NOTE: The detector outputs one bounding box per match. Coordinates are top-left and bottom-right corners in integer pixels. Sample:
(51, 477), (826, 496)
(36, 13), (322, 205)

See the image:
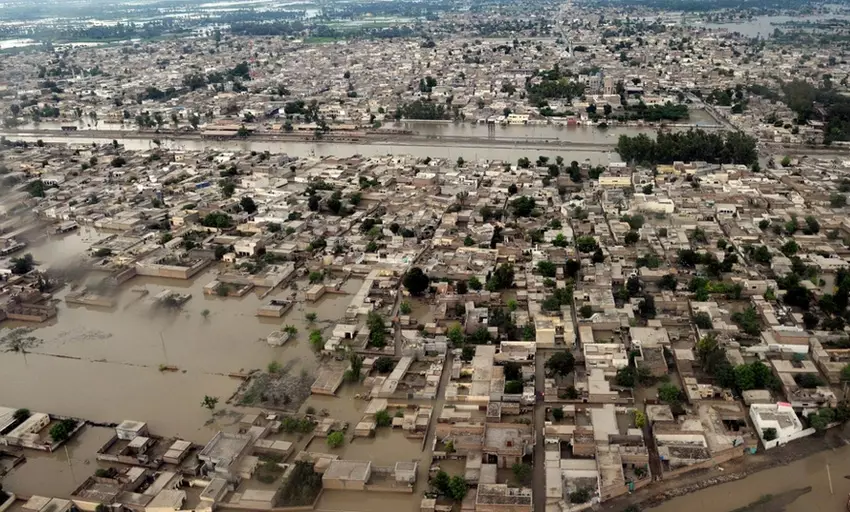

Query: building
(749, 402), (812, 449)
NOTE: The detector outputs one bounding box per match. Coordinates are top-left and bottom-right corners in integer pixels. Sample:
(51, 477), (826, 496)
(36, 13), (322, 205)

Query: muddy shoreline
(601, 425), (850, 511)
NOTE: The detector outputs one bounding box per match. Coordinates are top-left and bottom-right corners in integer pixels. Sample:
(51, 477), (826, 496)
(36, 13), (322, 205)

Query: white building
(749, 402), (812, 449)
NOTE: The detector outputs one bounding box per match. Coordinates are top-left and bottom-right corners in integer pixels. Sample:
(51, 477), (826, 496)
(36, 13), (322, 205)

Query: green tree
(399, 301), (412, 315)
(240, 196), (257, 214)
(49, 419), (77, 443)
(327, 431), (345, 448)
(545, 351), (575, 377)
(432, 470), (451, 495)
(658, 383), (681, 404)
(469, 276), (483, 291)
(512, 463), (532, 484)
(403, 267), (430, 296)
(448, 476), (467, 501)
(201, 395), (219, 411)
(375, 409), (392, 427)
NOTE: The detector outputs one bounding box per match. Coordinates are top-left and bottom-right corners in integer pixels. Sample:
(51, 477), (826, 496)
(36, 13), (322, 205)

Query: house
(322, 460), (372, 490)
(749, 402), (812, 449)
(198, 432), (253, 481)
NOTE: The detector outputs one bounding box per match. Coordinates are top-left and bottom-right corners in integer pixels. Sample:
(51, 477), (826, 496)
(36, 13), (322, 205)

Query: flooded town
(5, 0), (850, 512)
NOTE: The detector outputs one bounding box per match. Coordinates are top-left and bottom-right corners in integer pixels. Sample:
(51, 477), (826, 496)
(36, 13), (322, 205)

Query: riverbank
(601, 424), (850, 511)
(1, 127), (624, 151)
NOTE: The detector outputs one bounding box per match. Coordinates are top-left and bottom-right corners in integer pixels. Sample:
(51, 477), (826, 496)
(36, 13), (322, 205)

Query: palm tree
(456, 191), (469, 206)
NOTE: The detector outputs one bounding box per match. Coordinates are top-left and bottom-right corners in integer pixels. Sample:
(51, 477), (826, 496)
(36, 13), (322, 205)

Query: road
(532, 349), (547, 512)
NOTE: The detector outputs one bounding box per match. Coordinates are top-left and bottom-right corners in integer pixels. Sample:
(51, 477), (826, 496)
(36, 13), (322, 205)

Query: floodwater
(1, 111), (720, 165)
(0, 132), (621, 165)
(2, 426), (115, 498)
(649, 443), (850, 512)
(701, 14), (850, 38)
(0, 229), (363, 443)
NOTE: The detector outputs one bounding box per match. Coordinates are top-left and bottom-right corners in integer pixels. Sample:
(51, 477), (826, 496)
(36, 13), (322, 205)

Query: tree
(576, 236), (598, 253)
(201, 395), (219, 411)
(327, 431), (345, 448)
(448, 476), (467, 501)
(375, 409), (392, 427)
(505, 380), (523, 393)
(639, 295), (656, 319)
(508, 183), (518, 195)
(762, 427), (778, 441)
(510, 196), (536, 217)
(13, 408), (29, 422)
(376, 356), (395, 373)
(635, 410), (647, 428)
(552, 407), (564, 421)
(537, 260), (557, 278)
(447, 324), (465, 345)
(403, 267), (430, 296)
(624, 230), (640, 245)
(580, 305), (594, 318)
(10, 253), (34, 275)
(693, 312), (713, 329)
(512, 463), (532, 484)
(658, 383), (681, 404)
(432, 470), (451, 495)
(659, 274), (678, 291)
(569, 489), (591, 504)
(400, 301), (412, 315)
(803, 311), (819, 330)
(240, 196), (257, 214)
(469, 276), (483, 291)
(546, 351), (575, 377)
(367, 311), (387, 348)
(49, 419), (77, 443)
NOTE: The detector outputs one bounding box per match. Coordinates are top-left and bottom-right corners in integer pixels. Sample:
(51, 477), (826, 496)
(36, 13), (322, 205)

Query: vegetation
(10, 253), (34, 275)
(403, 267), (430, 296)
(326, 431), (345, 448)
(201, 395), (219, 411)
(49, 419), (77, 443)
(512, 462), (532, 485)
(545, 351), (575, 377)
(367, 311), (387, 348)
(375, 409), (392, 427)
(617, 129), (757, 165)
(276, 461), (323, 506)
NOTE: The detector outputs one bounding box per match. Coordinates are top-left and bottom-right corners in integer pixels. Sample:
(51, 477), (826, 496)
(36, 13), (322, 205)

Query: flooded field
(0, 230), (364, 442)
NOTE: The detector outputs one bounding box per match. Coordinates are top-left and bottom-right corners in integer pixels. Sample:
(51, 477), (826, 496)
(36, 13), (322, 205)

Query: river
(650, 442), (850, 512)
(1, 111), (721, 164)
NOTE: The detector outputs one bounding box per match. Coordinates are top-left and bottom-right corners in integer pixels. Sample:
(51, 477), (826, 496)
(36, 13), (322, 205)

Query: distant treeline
(616, 129), (758, 165)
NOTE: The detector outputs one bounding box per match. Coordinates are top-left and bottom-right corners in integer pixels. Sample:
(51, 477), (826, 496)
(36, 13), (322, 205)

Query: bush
(327, 431), (345, 448)
(762, 427), (778, 441)
(49, 419), (77, 443)
(375, 356), (395, 373)
(375, 409), (392, 427)
(569, 488), (591, 504)
(504, 380), (524, 394)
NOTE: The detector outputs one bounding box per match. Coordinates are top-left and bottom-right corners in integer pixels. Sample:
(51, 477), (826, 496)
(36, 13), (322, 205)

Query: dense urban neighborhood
(3, 1), (850, 512)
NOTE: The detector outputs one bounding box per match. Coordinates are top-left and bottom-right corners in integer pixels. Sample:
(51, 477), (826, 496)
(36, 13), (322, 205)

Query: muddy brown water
(649, 445), (850, 512)
(0, 231), (363, 443)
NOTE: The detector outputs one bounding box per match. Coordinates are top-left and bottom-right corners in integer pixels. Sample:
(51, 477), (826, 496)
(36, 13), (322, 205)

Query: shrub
(375, 409), (392, 427)
(327, 431), (344, 448)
